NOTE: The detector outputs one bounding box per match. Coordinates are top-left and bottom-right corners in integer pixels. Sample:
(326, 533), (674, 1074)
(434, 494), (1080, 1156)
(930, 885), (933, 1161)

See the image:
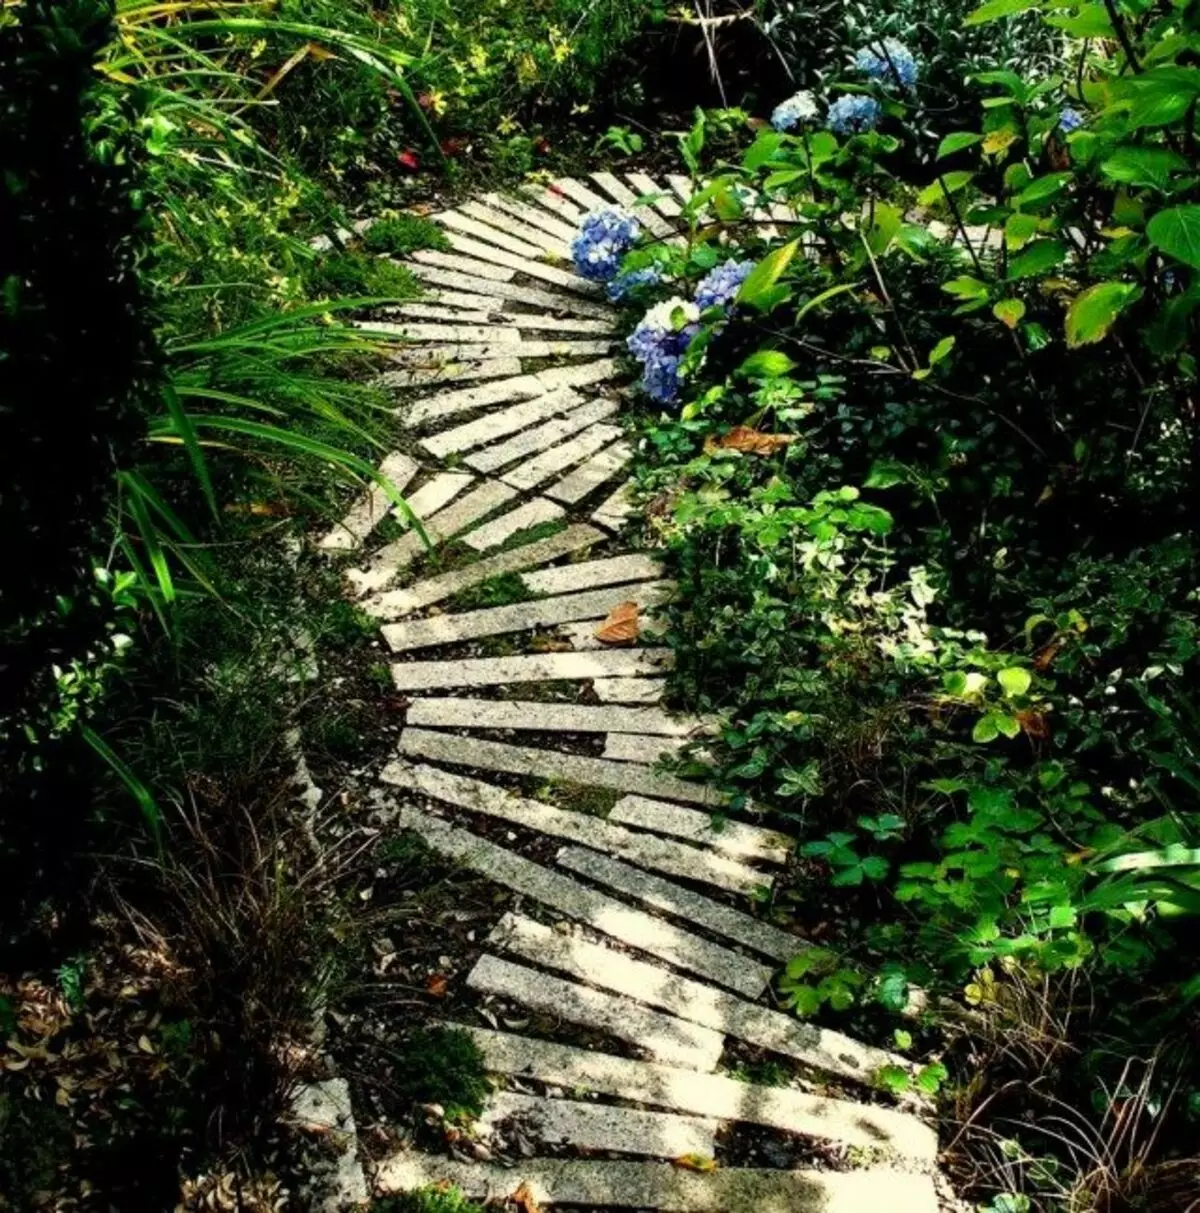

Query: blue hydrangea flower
(1058, 106), (1084, 133)
(570, 207), (640, 282)
(694, 259), (755, 311)
(627, 297), (700, 404)
(606, 266), (662, 302)
(770, 90), (820, 132)
(854, 38), (918, 90)
(826, 94), (881, 135)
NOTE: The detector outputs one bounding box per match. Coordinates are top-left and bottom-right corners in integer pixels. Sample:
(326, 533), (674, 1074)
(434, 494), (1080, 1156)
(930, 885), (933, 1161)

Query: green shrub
(387, 1027), (489, 1120)
(361, 215), (450, 256)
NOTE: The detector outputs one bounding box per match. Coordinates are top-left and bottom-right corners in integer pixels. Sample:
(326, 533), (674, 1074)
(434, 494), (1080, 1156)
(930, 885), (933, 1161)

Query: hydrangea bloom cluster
(826, 95), (881, 135)
(854, 38), (918, 89)
(770, 90), (820, 132)
(694, 259), (754, 311)
(570, 207), (640, 282)
(627, 297), (700, 404)
(1058, 106), (1084, 133)
(606, 266), (662, 302)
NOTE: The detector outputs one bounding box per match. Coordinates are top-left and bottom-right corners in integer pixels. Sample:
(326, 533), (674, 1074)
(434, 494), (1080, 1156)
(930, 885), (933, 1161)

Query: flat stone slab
(397, 728), (725, 808)
(381, 761), (767, 894)
(520, 182), (587, 223)
(389, 808), (771, 995)
(592, 677), (666, 703)
(546, 440), (631, 504)
(467, 954), (724, 1069)
(356, 319), (523, 345)
(406, 373), (544, 426)
(502, 424), (625, 491)
(610, 796), (793, 865)
(290, 1079), (369, 1210)
(442, 232), (603, 296)
(374, 1154), (939, 1213)
(522, 553), (662, 596)
(592, 479), (637, 531)
(602, 733), (690, 764)
(435, 210), (548, 261)
(410, 247), (515, 281)
(625, 171), (684, 218)
(390, 648), (673, 691)
(455, 202), (572, 258)
(461, 497), (566, 552)
(361, 525), (603, 619)
(398, 338), (617, 361)
(460, 1025), (938, 1161)
(553, 175), (619, 216)
(478, 1091), (716, 1159)
(409, 263), (613, 318)
(381, 581), (670, 653)
(466, 398), (619, 475)
(485, 192), (581, 243)
(404, 699), (702, 737)
(557, 847), (798, 963)
(590, 171), (677, 239)
(375, 356), (525, 390)
(316, 452), (418, 552)
(421, 387), (585, 459)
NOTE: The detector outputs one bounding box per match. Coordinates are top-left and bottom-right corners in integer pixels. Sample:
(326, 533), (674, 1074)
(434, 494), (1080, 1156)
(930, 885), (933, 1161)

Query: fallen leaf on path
(673, 1153), (718, 1173)
(594, 601), (639, 644)
(512, 1181), (542, 1213)
(705, 426), (796, 456)
(426, 974), (448, 998)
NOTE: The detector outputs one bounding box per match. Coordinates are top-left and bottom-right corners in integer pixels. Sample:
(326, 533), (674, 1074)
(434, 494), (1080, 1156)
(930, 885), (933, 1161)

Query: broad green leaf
(1005, 213), (1040, 250)
(864, 460), (908, 488)
(917, 171), (974, 208)
(996, 713), (1022, 739)
(1014, 173), (1072, 209)
(1046, 4), (1114, 36)
(866, 201), (904, 255)
(997, 666), (1032, 696)
(993, 298), (1026, 328)
(737, 239), (800, 311)
(966, 0), (1041, 27)
(937, 132), (982, 160)
(1007, 239), (1067, 279)
(796, 282), (857, 322)
(973, 714), (1001, 743)
(1100, 147), (1187, 190)
(1065, 281), (1140, 347)
(928, 335), (956, 365)
(744, 129), (784, 170)
(738, 349), (796, 378)
(972, 69), (1028, 98)
(1147, 205), (1200, 270)
(942, 275), (989, 299)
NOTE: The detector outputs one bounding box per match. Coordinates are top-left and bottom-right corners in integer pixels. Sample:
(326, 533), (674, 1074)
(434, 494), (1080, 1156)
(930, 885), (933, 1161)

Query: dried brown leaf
(594, 601), (639, 645)
(705, 426), (796, 456)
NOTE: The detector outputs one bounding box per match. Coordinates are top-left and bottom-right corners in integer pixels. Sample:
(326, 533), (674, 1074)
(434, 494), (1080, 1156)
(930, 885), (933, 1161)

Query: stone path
(314, 173), (943, 1212)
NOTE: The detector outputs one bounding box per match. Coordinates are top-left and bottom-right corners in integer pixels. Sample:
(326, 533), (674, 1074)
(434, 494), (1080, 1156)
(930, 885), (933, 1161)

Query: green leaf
(1100, 147), (1188, 190)
(738, 349), (795, 379)
(1006, 239), (1067, 279)
(928, 335), (956, 365)
(737, 239), (801, 311)
(864, 460), (908, 489)
(916, 1061), (948, 1094)
(1065, 281), (1140, 347)
(744, 129), (784, 170)
(996, 714), (1021, 739)
(787, 984), (822, 1017)
(1048, 904), (1077, 928)
(997, 666), (1032, 697)
(966, 0), (1041, 26)
(937, 132), (982, 160)
(1004, 213), (1040, 250)
(942, 275), (989, 300)
(993, 298), (1026, 328)
(973, 714), (1001, 743)
(875, 1064), (911, 1093)
(795, 282), (858, 322)
(1147, 205), (1200, 270)
(1045, 4), (1114, 36)
(1014, 173), (1073, 209)
(917, 171), (974, 208)
(861, 855), (890, 881)
(894, 1028), (914, 1050)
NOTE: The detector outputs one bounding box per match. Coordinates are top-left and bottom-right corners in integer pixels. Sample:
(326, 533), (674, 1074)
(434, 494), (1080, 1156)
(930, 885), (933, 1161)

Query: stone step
(460, 1025), (939, 1161)
(625, 172), (683, 219)
(380, 581), (671, 653)
(467, 954), (724, 1070)
(397, 728), (725, 808)
(610, 796), (793, 866)
(592, 479), (637, 531)
(589, 171), (677, 240)
(483, 193), (581, 244)
(498, 313), (615, 335)
(456, 202), (573, 258)
(316, 452), (419, 552)
(502, 424), (624, 492)
(408, 262), (613, 318)
(355, 319), (523, 345)
(592, 677), (666, 703)
(410, 247), (515, 281)
(389, 808), (771, 995)
(374, 1155), (940, 1213)
(547, 440), (632, 504)
(520, 182), (587, 223)
(521, 553), (662, 596)
(395, 337), (617, 362)
(381, 762), (767, 894)
(602, 733), (689, 764)
(374, 356), (524, 390)
(441, 232), (603, 296)
(404, 699), (701, 737)
(557, 846), (798, 963)
(387, 299), (499, 322)
(460, 498), (566, 552)
(422, 387), (586, 459)
(389, 648), (672, 691)
(465, 398), (619, 475)
(435, 210), (549, 261)
(490, 911), (908, 1091)
(553, 175), (619, 217)
(477, 1091), (717, 1159)
(361, 525), (603, 619)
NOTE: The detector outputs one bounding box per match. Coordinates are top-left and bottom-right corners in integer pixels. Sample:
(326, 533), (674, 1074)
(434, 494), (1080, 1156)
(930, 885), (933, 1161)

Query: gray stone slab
(461, 1025), (939, 1160)
(625, 172), (684, 218)
(478, 1091), (716, 1159)
(611, 796), (793, 865)
(590, 171), (677, 239)
(290, 1079), (369, 1210)
(316, 452), (418, 552)
(374, 356), (524, 390)
(404, 699), (698, 736)
(389, 299), (499, 321)
(485, 192), (581, 243)
(388, 808), (771, 995)
(360, 525), (603, 619)
(436, 210), (548, 260)
(374, 1155), (940, 1212)
(554, 175), (619, 216)
(557, 847), (796, 962)
(520, 182), (587, 223)
(502, 424), (624, 491)
(389, 648), (673, 691)
(381, 761), (765, 893)
(602, 733), (689, 764)
(398, 728), (726, 808)
(467, 954), (724, 1069)
(534, 358), (621, 392)
(442, 232), (603, 296)
(422, 387), (584, 458)
(592, 479), (637, 531)
(504, 313), (616, 334)
(457, 201), (572, 258)
(408, 263), (613, 317)
(381, 582), (670, 653)
(592, 677), (665, 703)
(410, 248), (515, 281)
(461, 497), (566, 552)
(522, 553), (661, 596)
(546, 440), (631, 504)
(405, 373), (544, 426)
(354, 319), (522, 345)
(466, 397), (619, 474)
(395, 338), (618, 362)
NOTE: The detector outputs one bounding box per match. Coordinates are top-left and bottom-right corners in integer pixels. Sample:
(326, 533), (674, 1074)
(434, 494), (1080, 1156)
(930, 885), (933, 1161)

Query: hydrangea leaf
(1147, 204), (1200, 270)
(1065, 281), (1140, 347)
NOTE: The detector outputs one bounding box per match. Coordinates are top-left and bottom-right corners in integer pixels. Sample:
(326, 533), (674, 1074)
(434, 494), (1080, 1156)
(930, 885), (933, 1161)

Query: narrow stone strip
(589, 171), (678, 240)
(666, 173), (699, 208)
(457, 201), (572, 258)
(421, 387), (584, 458)
(396, 338), (618, 362)
(592, 479), (637, 531)
(409, 248), (515, 281)
(460, 497), (566, 552)
(389, 648), (673, 691)
(501, 424), (625, 492)
(521, 553), (661, 596)
(625, 171), (684, 219)
(467, 955), (724, 1070)
(381, 582), (670, 653)
(290, 1079), (369, 1207)
(592, 677), (666, 703)
(386, 304), (493, 324)
(391, 294), (502, 316)
(553, 175), (620, 216)
(383, 761), (765, 893)
(602, 733), (689, 764)
(483, 193), (581, 244)
(610, 796), (793, 865)
(546, 440), (631, 504)
(533, 358), (621, 392)
(374, 357), (524, 390)
(316, 452), (418, 552)
(354, 320), (522, 345)
(441, 232), (603, 296)
(435, 210), (548, 261)
(361, 525), (603, 619)
(461, 1025), (939, 1161)
(404, 373), (543, 426)
(466, 398), (619, 474)
(503, 313), (617, 335)
(397, 728), (725, 808)
(520, 182), (587, 223)
(373, 1155), (940, 1213)
(408, 263), (613, 318)
(404, 699), (703, 737)
(477, 1091), (716, 1159)
(389, 808), (771, 994)
(557, 847), (797, 962)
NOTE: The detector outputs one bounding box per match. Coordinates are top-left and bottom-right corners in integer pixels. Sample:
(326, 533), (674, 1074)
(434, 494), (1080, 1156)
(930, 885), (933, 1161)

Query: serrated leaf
(917, 171), (974, 208)
(942, 275), (989, 299)
(1100, 147), (1187, 190)
(737, 239), (800, 311)
(738, 349), (795, 379)
(1007, 239), (1067, 279)
(993, 298), (1026, 328)
(937, 132), (982, 160)
(1147, 205), (1200, 270)
(1065, 281), (1140, 347)
(966, 0), (1041, 26)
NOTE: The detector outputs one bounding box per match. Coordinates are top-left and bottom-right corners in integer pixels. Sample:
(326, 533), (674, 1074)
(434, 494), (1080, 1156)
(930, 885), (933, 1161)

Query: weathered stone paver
(610, 796), (793, 865)
(390, 648), (672, 691)
(484, 192), (581, 243)
(546, 440), (632, 504)
(466, 397), (619, 474)
(625, 171), (684, 218)
(591, 676), (666, 703)
(421, 386), (585, 458)
(591, 479), (637, 531)
(316, 451), (418, 552)
(435, 210), (548, 260)
(460, 496), (566, 552)
(375, 355), (525, 390)
(404, 699), (699, 736)
(602, 732), (689, 765)
(502, 423), (624, 491)
(456, 202), (573, 258)
(522, 552), (661, 595)
(409, 263), (612, 317)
